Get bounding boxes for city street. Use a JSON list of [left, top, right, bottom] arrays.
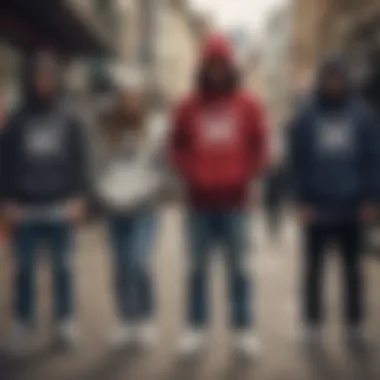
[[0, 1, 380, 380], [1, 207, 380, 380]]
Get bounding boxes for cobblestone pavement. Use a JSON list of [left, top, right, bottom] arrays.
[[0, 207, 380, 380]]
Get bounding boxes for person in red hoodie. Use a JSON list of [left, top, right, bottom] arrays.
[[169, 34, 268, 357]]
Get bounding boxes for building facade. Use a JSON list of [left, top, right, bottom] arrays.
[[90, 0, 209, 106], [291, 0, 380, 88], [247, 4, 292, 161], [0, 0, 115, 117], [155, 0, 210, 105]]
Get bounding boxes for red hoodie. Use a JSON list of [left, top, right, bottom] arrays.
[[169, 34, 268, 209]]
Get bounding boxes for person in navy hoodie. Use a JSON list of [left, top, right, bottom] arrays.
[[289, 56, 379, 349], [0, 52, 87, 353]]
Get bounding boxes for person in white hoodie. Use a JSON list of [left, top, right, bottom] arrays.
[[94, 80, 169, 350]]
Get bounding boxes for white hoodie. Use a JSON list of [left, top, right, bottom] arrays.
[[94, 114, 169, 213]]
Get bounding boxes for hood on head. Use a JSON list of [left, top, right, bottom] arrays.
[[200, 34, 235, 65], [21, 51, 61, 108], [197, 33, 239, 94], [316, 54, 348, 82], [314, 54, 350, 105]]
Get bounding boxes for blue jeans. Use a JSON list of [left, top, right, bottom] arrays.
[[13, 221, 73, 325], [108, 212, 157, 321], [186, 210, 252, 329]]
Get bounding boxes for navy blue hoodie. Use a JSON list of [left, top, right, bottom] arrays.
[[0, 54, 87, 205], [288, 57, 380, 220]]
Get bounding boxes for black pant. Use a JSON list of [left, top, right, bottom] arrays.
[[264, 170, 285, 239], [303, 221, 364, 327]]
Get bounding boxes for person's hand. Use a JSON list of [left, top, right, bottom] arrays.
[[298, 204, 315, 224], [359, 204, 377, 223], [66, 198, 86, 223], [3, 202, 20, 225]]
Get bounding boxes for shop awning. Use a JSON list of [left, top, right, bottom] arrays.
[[0, 0, 115, 57]]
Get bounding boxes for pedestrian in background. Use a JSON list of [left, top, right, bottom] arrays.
[[169, 34, 267, 358], [0, 52, 87, 353], [94, 78, 169, 350], [362, 59, 380, 254], [263, 128, 287, 246], [0, 85, 8, 247], [289, 56, 379, 349]]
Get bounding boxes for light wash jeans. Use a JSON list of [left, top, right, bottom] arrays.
[[108, 212, 157, 321], [13, 220, 73, 324], [186, 210, 252, 329]]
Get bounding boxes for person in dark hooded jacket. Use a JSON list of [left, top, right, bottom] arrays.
[[289, 56, 380, 348], [169, 34, 267, 357], [0, 51, 87, 352]]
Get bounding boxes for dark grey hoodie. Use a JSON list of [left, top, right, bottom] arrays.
[[288, 56, 380, 220]]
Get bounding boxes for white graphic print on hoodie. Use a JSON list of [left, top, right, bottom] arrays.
[[94, 115, 170, 212]]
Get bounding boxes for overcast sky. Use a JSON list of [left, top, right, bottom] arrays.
[[190, 0, 287, 36]]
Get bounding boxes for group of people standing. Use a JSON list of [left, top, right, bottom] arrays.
[[1, 34, 380, 359]]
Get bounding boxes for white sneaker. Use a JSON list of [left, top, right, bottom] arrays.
[[55, 320, 80, 349], [6, 321, 33, 355], [347, 326, 371, 351], [233, 331, 261, 359], [136, 322, 158, 350], [299, 325, 323, 347], [107, 323, 135, 350], [177, 329, 206, 357]]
